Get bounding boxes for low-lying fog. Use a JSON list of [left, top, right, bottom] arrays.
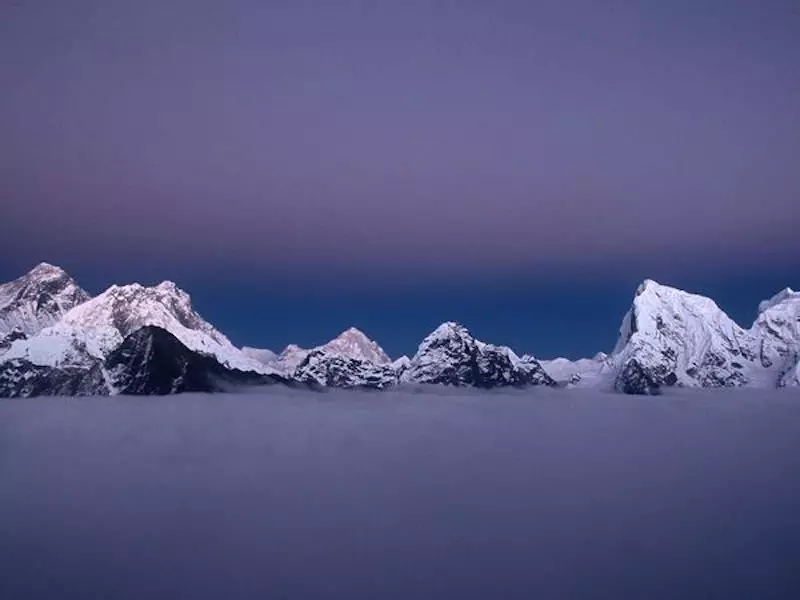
[[2, 388, 800, 599]]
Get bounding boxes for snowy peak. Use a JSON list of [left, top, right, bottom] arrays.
[[272, 327, 391, 375], [56, 281, 226, 345], [404, 321, 554, 388], [753, 287, 800, 376], [612, 280, 763, 394], [615, 279, 735, 352], [0, 263, 90, 336], [424, 321, 470, 342], [275, 344, 311, 373], [6, 280, 271, 374], [320, 327, 391, 364], [28, 262, 67, 278]]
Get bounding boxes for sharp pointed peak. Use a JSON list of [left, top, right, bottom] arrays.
[[429, 321, 471, 336], [635, 279, 668, 295], [31, 261, 62, 271], [320, 325, 390, 364], [336, 326, 368, 338], [26, 262, 68, 278]]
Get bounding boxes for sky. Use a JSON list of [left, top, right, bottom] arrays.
[[1, 1, 798, 358]]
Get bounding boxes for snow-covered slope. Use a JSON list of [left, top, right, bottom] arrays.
[[242, 346, 278, 365], [3, 261, 797, 397], [294, 349, 398, 389], [106, 327, 287, 395], [0, 326, 289, 398], [273, 327, 391, 375], [752, 288, 800, 385], [403, 322, 554, 388], [611, 280, 767, 394], [541, 353, 611, 388], [274, 344, 310, 373], [547, 281, 800, 394], [0, 358, 106, 398], [0, 263, 90, 336], [319, 327, 391, 364], [391, 355, 411, 378], [3, 281, 272, 374], [0, 329, 27, 352]]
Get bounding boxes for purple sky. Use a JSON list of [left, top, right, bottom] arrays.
[[1, 1, 799, 280]]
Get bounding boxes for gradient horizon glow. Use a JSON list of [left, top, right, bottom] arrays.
[[1, 1, 798, 357]]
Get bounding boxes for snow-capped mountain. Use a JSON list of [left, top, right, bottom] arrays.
[[402, 322, 554, 388], [753, 287, 800, 380], [609, 280, 793, 394], [278, 328, 395, 388], [275, 344, 310, 373], [0, 326, 289, 398], [541, 353, 611, 387], [0, 358, 106, 398], [0, 263, 90, 336], [3, 280, 271, 374], [320, 327, 391, 364], [2, 263, 797, 397], [106, 327, 288, 395], [273, 327, 391, 374], [391, 355, 411, 378], [294, 349, 398, 389]]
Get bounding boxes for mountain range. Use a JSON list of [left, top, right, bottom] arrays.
[[1, 264, 798, 397]]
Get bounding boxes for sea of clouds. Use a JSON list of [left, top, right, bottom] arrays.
[[2, 387, 800, 599]]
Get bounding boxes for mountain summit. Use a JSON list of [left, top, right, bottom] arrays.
[[0, 265, 798, 397], [272, 326, 391, 374], [319, 327, 391, 364], [0, 263, 90, 336], [3, 280, 270, 374], [610, 279, 790, 394], [403, 322, 554, 388]]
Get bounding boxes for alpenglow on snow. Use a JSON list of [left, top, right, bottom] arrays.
[[0, 264, 798, 397]]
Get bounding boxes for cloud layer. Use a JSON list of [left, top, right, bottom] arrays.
[[3, 389, 800, 599]]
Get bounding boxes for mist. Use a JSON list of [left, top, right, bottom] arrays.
[[3, 388, 800, 599]]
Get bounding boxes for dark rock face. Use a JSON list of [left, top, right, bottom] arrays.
[[475, 349, 554, 388], [0, 326, 292, 398], [293, 350, 398, 390], [404, 323, 555, 389], [0, 328, 27, 351], [106, 326, 289, 395], [615, 359, 672, 395], [0, 359, 107, 398]]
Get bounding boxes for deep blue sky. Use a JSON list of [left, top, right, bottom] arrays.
[[1, 1, 798, 358], [0, 260, 796, 360]]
